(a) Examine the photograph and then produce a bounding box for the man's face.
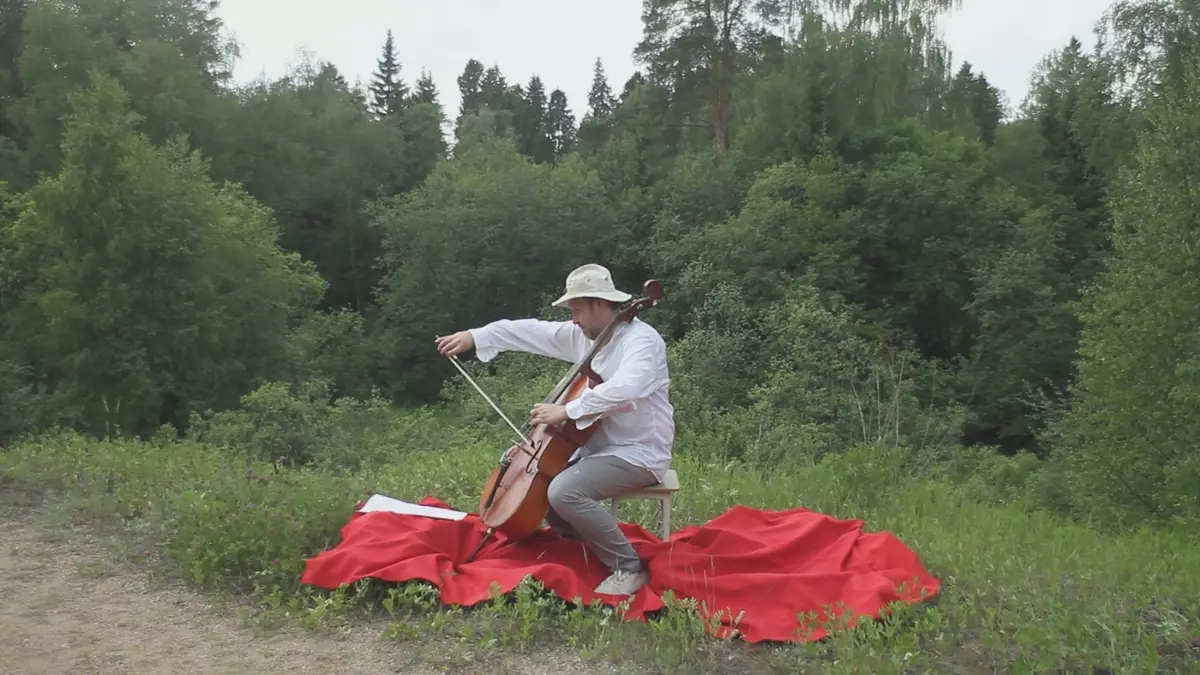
[566,298,612,339]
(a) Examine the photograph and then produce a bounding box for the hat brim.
[552,289,632,307]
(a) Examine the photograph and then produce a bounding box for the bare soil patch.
[0,508,604,675]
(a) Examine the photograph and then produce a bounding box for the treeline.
[1,0,1196,529]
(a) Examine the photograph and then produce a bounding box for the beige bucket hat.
[551,264,632,307]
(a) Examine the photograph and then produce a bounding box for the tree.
[635,0,788,152]
[1,73,324,436]
[1099,0,1200,105]
[0,0,29,127]
[634,0,963,153]
[456,59,485,122]
[370,136,614,401]
[1024,38,1119,285]
[203,57,436,312]
[454,60,525,143]
[944,62,1003,146]
[14,0,234,176]
[1044,50,1200,528]
[414,68,440,105]
[516,74,554,163]
[578,58,618,151]
[587,57,617,118]
[0,0,28,186]
[545,89,576,161]
[368,29,408,117]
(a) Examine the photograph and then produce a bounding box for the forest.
[1,0,1198,672]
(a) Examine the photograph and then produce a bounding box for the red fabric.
[300,497,940,643]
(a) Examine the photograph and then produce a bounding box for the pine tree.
[518,75,553,162]
[945,63,1003,146]
[478,65,509,110]
[1029,38,1111,283]
[414,68,439,105]
[368,30,408,117]
[586,57,616,119]
[545,89,576,161]
[454,58,485,139]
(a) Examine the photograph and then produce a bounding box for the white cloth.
[468,317,675,482]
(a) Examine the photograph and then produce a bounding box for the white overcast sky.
[213,0,1116,121]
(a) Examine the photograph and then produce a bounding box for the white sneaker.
[594,568,649,596]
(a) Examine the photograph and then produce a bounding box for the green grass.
[1,425,1197,674]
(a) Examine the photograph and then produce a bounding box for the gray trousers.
[545,454,656,573]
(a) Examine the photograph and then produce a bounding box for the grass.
[1,419,1198,674]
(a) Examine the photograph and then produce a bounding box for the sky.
[213,0,1117,122]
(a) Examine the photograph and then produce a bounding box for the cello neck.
[542,279,665,406]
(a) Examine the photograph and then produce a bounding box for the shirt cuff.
[468,327,498,362]
[563,397,597,429]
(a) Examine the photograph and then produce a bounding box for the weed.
[2,420,1197,674]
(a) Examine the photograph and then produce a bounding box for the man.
[434,263,675,596]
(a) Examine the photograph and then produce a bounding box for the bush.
[161,466,366,592]
[187,378,455,473]
[0,347,41,447]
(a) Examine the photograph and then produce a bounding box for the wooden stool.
[609,469,680,539]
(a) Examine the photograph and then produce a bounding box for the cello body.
[476,366,603,541]
[463,279,664,561]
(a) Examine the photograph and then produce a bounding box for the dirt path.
[0,511,604,675]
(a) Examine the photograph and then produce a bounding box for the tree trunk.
[712,60,730,152]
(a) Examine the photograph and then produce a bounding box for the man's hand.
[529,403,569,426]
[435,331,475,357]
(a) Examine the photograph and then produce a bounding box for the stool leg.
[661,495,671,540]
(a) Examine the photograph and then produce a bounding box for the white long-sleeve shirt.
[468,317,675,482]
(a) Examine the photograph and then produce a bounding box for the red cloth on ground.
[300,497,940,643]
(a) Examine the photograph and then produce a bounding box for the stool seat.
[620,469,679,496]
[610,469,680,539]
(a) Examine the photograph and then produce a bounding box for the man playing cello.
[434,263,675,596]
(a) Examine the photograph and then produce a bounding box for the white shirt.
[469,317,675,482]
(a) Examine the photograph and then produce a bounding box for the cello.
[442,279,665,563]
